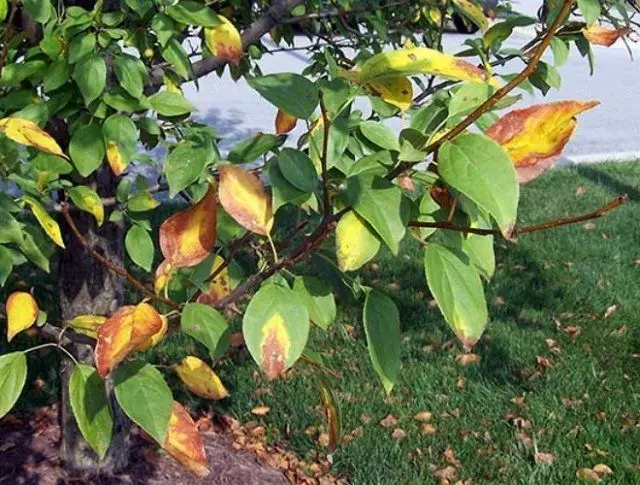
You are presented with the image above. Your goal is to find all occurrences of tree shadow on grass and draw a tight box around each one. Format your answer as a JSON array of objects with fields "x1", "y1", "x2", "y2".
[{"x1": 574, "y1": 164, "x2": 640, "y2": 201}]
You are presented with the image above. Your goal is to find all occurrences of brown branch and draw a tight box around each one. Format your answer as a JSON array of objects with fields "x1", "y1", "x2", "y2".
[
  {"x1": 148, "y1": 0, "x2": 306, "y2": 88},
  {"x1": 300, "y1": 354, "x2": 341, "y2": 379},
  {"x1": 319, "y1": 92, "x2": 331, "y2": 218},
  {"x1": 40, "y1": 323, "x2": 96, "y2": 347},
  {"x1": 388, "y1": 0, "x2": 577, "y2": 180},
  {"x1": 408, "y1": 195, "x2": 628, "y2": 236},
  {"x1": 60, "y1": 203, "x2": 181, "y2": 310}
]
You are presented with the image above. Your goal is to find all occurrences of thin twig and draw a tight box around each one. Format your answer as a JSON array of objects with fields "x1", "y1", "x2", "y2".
[
  {"x1": 60, "y1": 203, "x2": 181, "y2": 310},
  {"x1": 408, "y1": 195, "x2": 628, "y2": 236},
  {"x1": 389, "y1": 0, "x2": 577, "y2": 180},
  {"x1": 300, "y1": 354, "x2": 341, "y2": 379},
  {"x1": 319, "y1": 92, "x2": 331, "y2": 218}
]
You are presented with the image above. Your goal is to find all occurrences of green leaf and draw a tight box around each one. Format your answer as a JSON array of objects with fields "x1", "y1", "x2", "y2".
[
  {"x1": 268, "y1": 160, "x2": 308, "y2": 212},
  {"x1": 550, "y1": 37, "x2": 569, "y2": 67},
  {"x1": 277, "y1": 148, "x2": 317, "y2": 193},
  {"x1": 243, "y1": 284, "x2": 310, "y2": 379},
  {"x1": 75, "y1": 54, "x2": 106, "y2": 105},
  {"x1": 577, "y1": 0, "x2": 601, "y2": 26},
  {"x1": 148, "y1": 91, "x2": 195, "y2": 116},
  {"x1": 43, "y1": 58, "x2": 70, "y2": 93},
  {"x1": 18, "y1": 226, "x2": 53, "y2": 273},
  {"x1": 0, "y1": 245, "x2": 13, "y2": 286},
  {"x1": 1, "y1": 61, "x2": 46, "y2": 86},
  {"x1": 0, "y1": 210, "x2": 23, "y2": 245},
  {"x1": 411, "y1": 102, "x2": 448, "y2": 135},
  {"x1": 248, "y1": 73, "x2": 318, "y2": 120},
  {"x1": 32, "y1": 154, "x2": 72, "y2": 174},
  {"x1": 125, "y1": 0, "x2": 153, "y2": 17},
  {"x1": 69, "y1": 33, "x2": 96, "y2": 64},
  {"x1": 113, "y1": 361, "x2": 173, "y2": 444},
  {"x1": 69, "y1": 124, "x2": 105, "y2": 177},
  {"x1": 166, "y1": 1, "x2": 220, "y2": 26},
  {"x1": 181, "y1": 303, "x2": 230, "y2": 361},
  {"x1": 125, "y1": 225, "x2": 154, "y2": 272},
  {"x1": 228, "y1": 133, "x2": 280, "y2": 164},
  {"x1": 344, "y1": 175, "x2": 408, "y2": 255},
  {"x1": 293, "y1": 276, "x2": 336, "y2": 330},
  {"x1": 0, "y1": 0, "x2": 8, "y2": 22},
  {"x1": 438, "y1": 133, "x2": 518, "y2": 238},
  {"x1": 164, "y1": 140, "x2": 210, "y2": 197},
  {"x1": 102, "y1": 114, "x2": 138, "y2": 167},
  {"x1": 114, "y1": 54, "x2": 148, "y2": 99},
  {"x1": 363, "y1": 289, "x2": 400, "y2": 394},
  {"x1": 448, "y1": 83, "x2": 493, "y2": 119},
  {"x1": 69, "y1": 186, "x2": 104, "y2": 226},
  {"x1": 0, "y1": 352, "x2": 27, "y2": 419},
  {"x1": 310, "y1": 109, "x2": 349, "y2": 171},
  {"x1": 463, "y1": 233, "x2": 495, "y2": 280},
  {"x1": 359, "y1": 121, "x2": 400, "y2": 151},
  {"x1": 424, "y1": 243, "x2": 488, "y2": 348},
  {"x1": 127, "y1": 192, "x2": 159, "y2": 212},
  {"x1": 69, "y1": 364, "x2": 113, "y2": 459},
  {"x1": 23, "y1": 0, "x2": 53, "y2": 23},
  {"x1": 161, "y1": 38, "x2": 193, "y2": 80}
]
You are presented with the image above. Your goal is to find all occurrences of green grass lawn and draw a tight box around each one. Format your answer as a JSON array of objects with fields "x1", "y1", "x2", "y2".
[
  {"x1": 3, "y1": 162, "x2": 639, "y2": 484},
  {"x1": 166, "y1": 162, "x2": 640, "y2": 484}
]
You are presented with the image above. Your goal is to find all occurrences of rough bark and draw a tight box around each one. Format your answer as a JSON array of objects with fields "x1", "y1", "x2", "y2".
[{"x1": 58, "y1": 169, "x2": 130, "y2": 475}]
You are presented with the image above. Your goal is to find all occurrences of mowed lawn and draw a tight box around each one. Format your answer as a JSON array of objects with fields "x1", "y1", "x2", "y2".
[{"x1": 3, "y1": 162, "x2": 640, "y2": 484}]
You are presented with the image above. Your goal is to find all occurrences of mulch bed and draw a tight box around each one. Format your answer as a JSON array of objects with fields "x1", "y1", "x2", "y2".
[{"x1": 0, "y1": 405, "x2": 342, "y2": 485}]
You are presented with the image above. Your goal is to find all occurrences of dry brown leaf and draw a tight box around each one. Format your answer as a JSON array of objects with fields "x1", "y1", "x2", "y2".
[
  {"x1": 576, "y1": 468, "x2": 601, "y2": 482},
  {"x1": 516, "y1": 431, "x2": 533, "y2": 449},
  {"x1": 456, "y1": 353, "x2": 481, "y2": 366},
  {"x1": 250, "y1": 406, "x2": 271, "y2": 416},
  {"x1": 413, "y1": 411, "x2": 433, "y2": 422},
  {"x1": 583, "y1": 222, "x2": 596, "y2": 231},
  {"x1": 592, "y1": 463, "x2": 613, "y2": 477},
  {"x1": 534, "y1": 452, "x2": 556, "y2": 465},
  {"x1": 603, "y1": 305, "x2": 618, "y2": 319},
  {"x1": 391, "y1": 428, "x2": 407, "y2": 441},
  {"x1": 433, "y1": 465, "x2": 457, "y2": 482},
  {"x1": 456, "y1": 377, "x2": 465, "y2": 389},
  {"x1": 420, "y1": 423, "x2": 437, "y2": 435},
  {"x1": 379, "y1": 414, "x2": 400, "y2": 428},
  {"x1": 317, "y1": 433, "x2": 330, "y2": 447},
  {"x1": 576, "y1": 187, "x2": 588, "y2": 196},
  {"x1": 443, "y1": 446, "x2": 460, "y2": 467}
]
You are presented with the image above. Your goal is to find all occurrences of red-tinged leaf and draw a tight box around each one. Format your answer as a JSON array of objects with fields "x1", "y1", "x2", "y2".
[
  {"x1": 159, "y1": 185, "x2": 217, "y2": 268},
  {"x1": 486, "y1": 100, "x2": 599, "y2": 183},
  {"x1": 6, "y1": 292, "x2": 39, "y2": 342},
  {"x1": 203, "y1": 16, "x2": 242, "y2": 66},
  {"x1": 218, "y1": 165, "x2": 273, "y2": 236},
  {"x1": 196, "y1": 255, "x2": 232, "y2": 305},
  {"x1": 583, "y1": 25, "x2": 631, "y2": 47},
  {"x1": 163, "y1": 402, "x2": 210, "y2": 477},
  {"x1": 94, "y1": 303, "x2": 163, "y2": 377},
  {"x1": 275, "y1": 109, "x2": 297, "y2": 134}
]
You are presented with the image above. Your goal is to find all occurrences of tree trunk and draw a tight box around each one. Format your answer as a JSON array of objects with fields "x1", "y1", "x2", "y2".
[{"x1": 58, "y1": 169, "x2": 130, "y2": 475}]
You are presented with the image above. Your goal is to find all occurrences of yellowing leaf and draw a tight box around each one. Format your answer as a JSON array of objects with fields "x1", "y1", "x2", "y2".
[
  {"x1": 94, "y1": 303, "x2": 163, "y2": 377},
  {"x1": 197, "y1": 255, "x2": 232, "y2": 305},
  {"x1": 338, "y1": 69, "x2": 413, "y2": 112},
  {"x1": 453, "y1": 0, "x2": 489, "y2": 31},
  {"x1": 136, "y1": 315, "x2": 169, "y2": 352},
  {"x1": 219, "y1": 165, "x2": 273, "y2": 235},
  {"x1": 275, "y1": 109, "x2": 297, "y2": 134},
  {"x1": 335, "y1": 211, "x2": 381, "y2": 272},
  {"x1": 159, "y1": 185, "x2": 217, "y2": 268},
  {"x1": 204, "y1": 15, "x2": 242, "y2": 66},
  {"x1": 69, "y1": 187, "x2": 104, "y2": 226},
  {"x1": 359, "y1": 47, "x2": 499, "y2": 87},
  {"x1": 174, "y1": 356, "x2": 229, "y2": 400},
  {"x1": 106, "y1": 140, "x2": 127, "y2": 176},
  {"x1": 163, "y1": 402, "x2": 210, "y2": 477},
  {"x1": 486, "y1": 100, "x2": 599, "y2": 183},
  {"x1": 582, "y1": 25, "x2": 631, "y2": 47},
  {"x1": 66, "y1": 314, "x2": 107, "y2": 339},
  {"x1": 21, "y1": 195, "x2": 65, "y2": 248},
  {"x1": 154, "y1": 260, "x2": 174, "y2": 295},
  {"x1": 6, "y1": 292, "x2": 39, "y2": 342},
  {"x1": 0, "y1": 118, "x2": 66, "y2": 158}
]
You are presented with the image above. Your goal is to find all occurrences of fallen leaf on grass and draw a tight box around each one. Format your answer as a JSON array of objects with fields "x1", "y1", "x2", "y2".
[
  {"x1": 592, "y1": 464, "x2": 613, "y2": 477},
  {"x1": 391, "y1": 428, "x2": 407, "y2": 441},
  {"x1": 576, "y1": 468, "x2": 601, "y2": 482},
  {"x1": 420, "y1": 423, "x2": 437, "y2": 435},
  {"x1": 534, "y1": 452, "x2": 556, "y2": 465},
  {"x1": 576, "y1": 187, "x2": 588, "y2": 196},
  {"x1": 251, "y1": 406, "x2": 271, "y2": 416},
  {"x1": 413, "y1": 411, "x2": 432, "y2": 422},
  {"x1": 583, "y1": 222, "x2": 596, "y2": 231},
  {"x1": 516, "y1": 431, "x2": 533, "y2": 449},
  {"x1": 603, "y1": 305, "x2": 617, "y2": 319},
  {"x1": 443, "y1": 446, "x2": 460, "y2": 467},
  {"x1": 379, "y1": 414, "x2": 400, "y2": 428},
  {"x1": 432, "y1": 465, "x2": 457, "y2": 482},
  {"x1": 455, "y1": 353, "x2": 481, "y2": 366}
]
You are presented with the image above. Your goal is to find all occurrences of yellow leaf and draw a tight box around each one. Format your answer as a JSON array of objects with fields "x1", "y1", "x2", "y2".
[
  {"x1": 159, "y1": 185, "x2": 217, "y2": 268},
  {"x1": 106, "y1": 140, "x2": 127, "y2": 176},
  {"x1": 6, "y1": 292, "x2": 39, "y2": 342},
  {"x1": 335, "y1": 211, "x2": 381, "y2": 272},
  {"x1": 427, "y1": 7, "x2": 442, "y2": 25},
  {"x1": 175, "y1": 356, "x2": 229, "y2": 400},
  {"x1": 452, "y1": 0, "x2": 489, "y2": 31},
  {"x1": 582, "y1": 25, "x2": 631, "y2": 47},
  {"x1": 154, "y1": 260, "x2": 174, "y2": 294},
  {"x1": 0, "y1": 118, "x2": 66, "y2": 158},
  {"x1": 21, "y1": 195, "x2": 65, "y2": 248},
  {"x1": 359, "y1": 47, "x2": 499, "y2": 87},
  {"x1": 66, "y1": 314, "x2": 107, "y2": 339},
  {"x1": 275, "y1": 109, "x2": 297, "y2": 134},
  {"x1": 204, "y1": 15, "x2": 242, "y2": 66},
  {"x1": 163, "y1": 402, "x2": 210, "y2": 477},
  {"x1": 163, "y1": 73, "x2": 182, "y2": 94},
  {"x1": 218, "y1": 165, "x2": 273, "y2": 235},
  {"x1": 486, "y1": 100, "x2": 599, "y2": 183},
  {"x1": 135, "y1": 315, "x2": 169, "y2": 352},
  {"x1": 338, "y1": 69, "x2": 413, "y2": 112},
  {"x1": 69, "y1": 187, "x2": 104, "y2": 226},
  {"x1": 197, "y1": 255, "x2": 232, "y2": 305}
]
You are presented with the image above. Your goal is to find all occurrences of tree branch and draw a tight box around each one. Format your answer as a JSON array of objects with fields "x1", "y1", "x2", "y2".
[
  {"x1": 60, "y1": 203, "x2": 181, "y2": 310},
  {"x1": 148, "y1": 0, "x2": 306, "y2": 88},
  {"x1": 388, "y1": 0, "x2": 577, "y2": 180},
  {"x1": 408, "y1": 195, "x2": 628, "y2": 236},
  {"x1": 319, "y1": 92, "x2": 331, "y2": 218}
]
